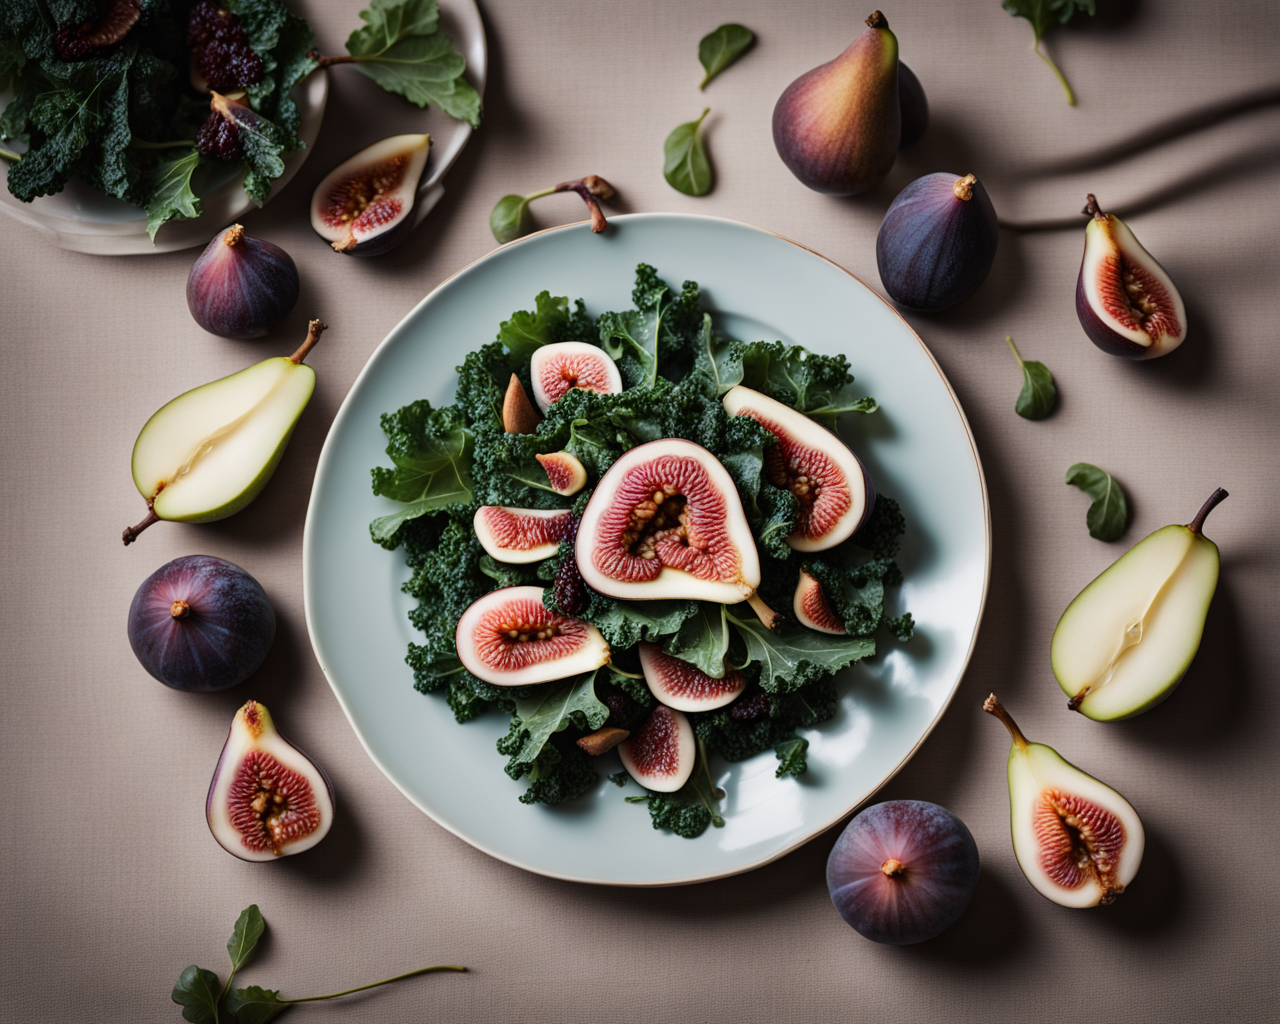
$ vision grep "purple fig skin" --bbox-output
[827,800,980,944]
[127,555,275,692]
[1075,272,1149,358]
[186,224,299,338]
[772,12,900,196]
[876,173,999,311]
[898,63,928,149]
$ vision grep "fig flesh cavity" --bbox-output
[827,800,979,944]
[772,11,900,196]
[984,695,1144,907]
[128,555,275,691]
[877,173,999,311]
[618,704,696,793]
[529,341,623,413]
[473,506,572,564]
[1076,195,1186,359]
[576,438,760,603]
[186,224,299,339]
[310,134,430,256]
[536,451,588,496]
[722,386,873,551]
[207,700,334,861]
[638,642,745,712]
[455,586,609,686]
[794,567,846,634]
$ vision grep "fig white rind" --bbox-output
[576,438,760,603]
[529,341,622,413]
[618,704,696,793]
[473,506,571,564]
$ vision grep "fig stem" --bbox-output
[953,174,977,201]
[554,175,616,234]
[307,51,359,67]
[122,507,159,546]
[1187,488,1229,536]
[1033,38,1076,106]
[223,223,245,247]
[608,665,644,680]
[289,320,327,364]
[279,964,468,1003]
[747,593,781,631]
[1082,193,1106,220]
[982,693,1030,750]
[170,600,190,619]
[881,857,905,877]
[866,11,888,30]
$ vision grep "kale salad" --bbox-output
[369,264,912,839]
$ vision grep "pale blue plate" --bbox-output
[303,214,990,886]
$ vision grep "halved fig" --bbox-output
[536,450,587,496]
[575,438,760,603]
[310,134,431,256]
[206,701,335,862]
[638,642,745,712]
[618,704,696,793]
[529,341,623,413]
[455,586,609,686]
[54,0,141,60]
[474,506,571,564]
[1076,194,1186,359]
[723,386,874,552]
[794,567,846,634]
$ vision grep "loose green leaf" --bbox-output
[729,613,875,692]
[774,734,809,779]
[1065,462,1129,541]
[490,193,532,244]
[225,985,287,1024]
[697,24,754,89]
[345,0,482,127]
[172,965,222,1024]
[1001,0,1096,105]
[663,602,730,678]
[370,402,474,546]
[510,672,609,767]
[1006,335,1056,420]
[663,108,713,197]
[226,905,266,977]
[144,149,202,240]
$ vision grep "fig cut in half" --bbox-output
[794,567,846,634]
[207,701,334,862]
[455,586,609,686]
[723,386,873,552]
[473,506,572,564]
[638,642,746,712]
[984,695,1144,907]
[310,134,430,256]
[618,704,696,792]
[536,451,588,496]
[576,438,760,603]
[1076,195,1186,359]
[529,342,623,413]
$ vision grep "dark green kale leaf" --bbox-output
[574,594,699,650]
[370,401,474,547]
[727,612,874,693]
[688,314,744,396]
[695,679,838,763]
[662,602,731,678]
[774,734,809,779]
[498,290,570,364]
[627,738,724,838]
[227,0,317,149]
[736,340,878,427]
[514,732,598,805]
[144,149,203,239]
[599,264,703,388]
[505,671,608,772]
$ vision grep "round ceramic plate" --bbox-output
[0,0,485,255]
[303,214,990,887]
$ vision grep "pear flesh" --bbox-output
[985,695,1144,908]
[1052,489,1227,720]
[124,321,325,544]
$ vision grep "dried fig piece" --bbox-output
[502,374,542,434]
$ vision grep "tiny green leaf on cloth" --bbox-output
[697,24,755,89]
[172,965,222,1024]
[226,905,266,976]
[1005,335,1057,420]
[663,108,713,196]
[1001,0,1096,105]
[490,193,533,244]
[225,985,288,1024]
[1066,462,1130,541]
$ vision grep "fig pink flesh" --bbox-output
[639,642,745,711]
[227,749,322,856]
[620,705,694,791]
[536,451,586,495]
[470,593,592,674]
[759,415,851,542]
[477,506,570,551]
[795,569,846,634]
[1094,249,1180,344]
[532,343,620,410]
[1034,788,1126,890]
[318,158,409,236]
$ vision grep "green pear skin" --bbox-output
[1051,489,1228,720]
[123,321,325,545]
[771,10,901,196]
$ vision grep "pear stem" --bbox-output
[880,857,905,878]
[1188,488,1229,536]
[290,320,327,364]
[982,693,1030,750]
[1082,194,1106,220]
[866,10,887,29]
[122,508,159,546]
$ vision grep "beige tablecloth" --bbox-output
[3,1,1278,1020]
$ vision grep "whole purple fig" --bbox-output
[186,223,299,338]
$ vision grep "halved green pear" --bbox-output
[984,695,1144,908]
[1051,489,1227,720]
[123,320,325,545]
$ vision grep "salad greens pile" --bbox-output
[0,0,479,238]
[370,264,913,839]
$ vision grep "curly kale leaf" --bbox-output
[512,732,598,805]
[370,401,474,547]
[498,290,571,365]
[505,671,608,772]
[774,735,809,779]
[695,679,838,763]
[144,149,203,240]
[599,264,702,388]
[688,314,744,396]
[573,594,699,650]
[627,739,724,838]
[736,340,878,427]
[227,0,317,149]
[727,612,874,692]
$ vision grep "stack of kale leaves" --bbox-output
[370,265,913,839]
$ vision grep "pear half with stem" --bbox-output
[123,320,326,545]
[1052,488,1227,720]
[984,695,1144,908]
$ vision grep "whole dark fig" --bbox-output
[876,172,999,311]
[186,223,299,338]
[127,555,275,691]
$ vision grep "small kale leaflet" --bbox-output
[774,734,809,779]
[1002,0,1096,105]
[1006,335,1056,420]
[370,402,474,546]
